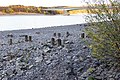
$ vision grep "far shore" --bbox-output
[0,11,89,16]
[0,23,89,32]
[0,12,53,16]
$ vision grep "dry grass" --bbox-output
[69,9,88,14]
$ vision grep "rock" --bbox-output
[64,41,69,44]
[58,46,63,50]
[74,59,79,62]
[109,75,113,78]
[6,68,14,76]
[35,32,40,34]
[35,57,43,63]
[83,46,87,49]
[66,56,72,59]
[87,55,91,58]
[43,47,51,53]
[80,72,88,78]
[67,49,73,53]
[2,77,7,80]
[16,70,24,76]
[79,56,84,62]
[115,73,120,79]
[93,61,100,68]
[66,32,70,37]
[29,65,34,69]
[95,76,102,80]
[78,67,84,72]
[109,78,115,80]
[46,60,51,65]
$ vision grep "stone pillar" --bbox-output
[81,33,85,38]
[53,33,56,37]
[56,39,62,46]
[66,32,70,37]
[25,35,28,42]
[58,33,61,38]
[9,39,12,45]
[51,38,55,46]
[29,36,32,42]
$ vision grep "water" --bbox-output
[0,14,87,31]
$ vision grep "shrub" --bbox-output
[85,0,120,63]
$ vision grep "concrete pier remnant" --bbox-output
[81,33,85,38]
[25,35,28,42]
[29,36,32,42]
[58,33,61,38]
[53,33,56,37]
[66,31,70,37]
[51,38,55,46]
[9,39,12,45]
[56,39,62,46]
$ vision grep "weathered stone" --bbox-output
[109,78,115,80]
[2,77,7,80]
[115,73,120,79]
[58,33,61,38]
[7,34,13,37]
[6,68,14,76]
[25,35,28,42]
[29,36,32,42]
[66,56,72,59]
[87,55,91,58]
[51,38,55,46]
[43,47,51,53]
[35,57,43,63]
[74,59,79,62]
[81,33,85,38]
[46,60,51,65]
[64,41,69,44]
[9,39,12,45]
[83,46,87,49]
[35,32,40,34]
[79,56,84,62]
[56,39,62,46]
[66,32,70,37]
[29,65,34,69]
[95,76,102,80]
[80,72,88,78]
[78,67,84,72]
[53,33,56,37]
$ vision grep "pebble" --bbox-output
[0,25,119,80]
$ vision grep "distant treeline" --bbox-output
[0,5,62,15]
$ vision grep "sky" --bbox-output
[0,0,113,7]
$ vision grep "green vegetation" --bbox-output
[85,0,120,64]
[87,68,95,73]
[88,76,95,80]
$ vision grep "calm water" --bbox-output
[0,14,87,31]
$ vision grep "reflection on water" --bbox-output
[0,14,87,31]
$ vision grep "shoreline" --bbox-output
[0,12,89,16]
[0,23,88,32]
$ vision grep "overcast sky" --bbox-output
[0,0,116,7]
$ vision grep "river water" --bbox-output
[0,14,87,31]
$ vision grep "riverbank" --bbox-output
[0,12,43,16]
[0,24,120,80]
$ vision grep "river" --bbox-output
[0,14,87,31]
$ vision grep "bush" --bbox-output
[85,0,120,63]
[5,8,14,13]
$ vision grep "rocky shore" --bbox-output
[0,24,120,80]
